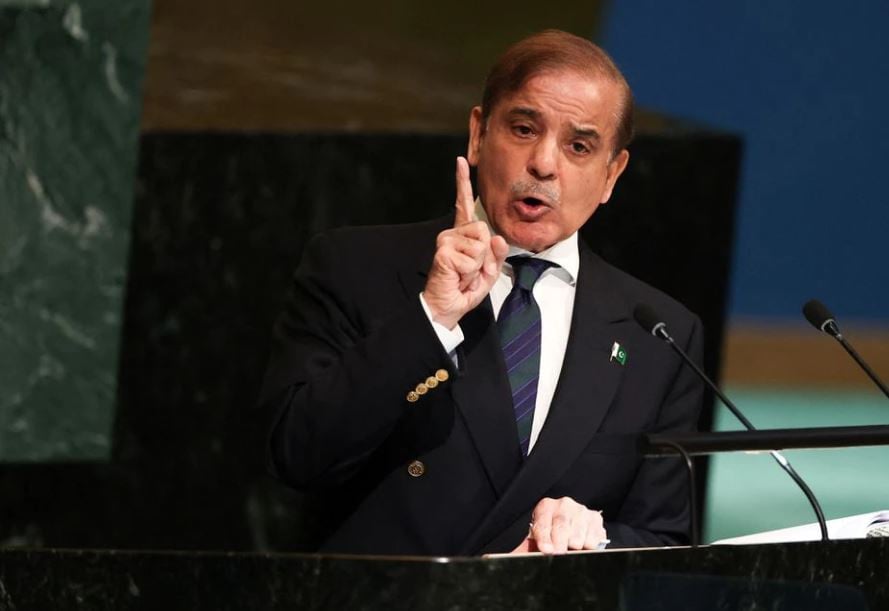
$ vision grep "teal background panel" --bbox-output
[704,388,889,542]
[0,0,151,460]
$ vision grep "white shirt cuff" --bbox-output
[419,293,465,355]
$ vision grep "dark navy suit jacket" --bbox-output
[261,215,703,555]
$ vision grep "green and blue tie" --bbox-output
[497,256,557,456]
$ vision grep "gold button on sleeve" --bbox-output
[435,369,449,382]
[415,383,429,395]
[407,460,425,477]
[425,376,439,389]
[406,391,419,403]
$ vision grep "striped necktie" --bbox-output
[497,256,557,456]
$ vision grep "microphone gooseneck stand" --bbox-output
[634,305,829,542]
[803,299,889,400]
[658,439,698,547]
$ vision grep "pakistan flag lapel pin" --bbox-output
[610,342,627,366]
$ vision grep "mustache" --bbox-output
[509,181,560,204]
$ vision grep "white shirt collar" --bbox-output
[474,198,579,285]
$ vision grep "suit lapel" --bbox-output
[461,245,631,553]
[526,247,630,470]
[450,302,523,496]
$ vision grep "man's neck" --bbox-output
[474,198,579,282]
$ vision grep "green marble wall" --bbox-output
[0,0,150,460]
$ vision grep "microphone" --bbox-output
[802,299,889,400]
[633,304,829,542]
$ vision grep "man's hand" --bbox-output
[423,157,508,330]
[512,497,607,555]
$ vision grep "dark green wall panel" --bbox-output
[0,0,151,460]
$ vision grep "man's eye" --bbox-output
[513,125,534,137]
[571,142,590,154]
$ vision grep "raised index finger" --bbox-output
[454,156,476,227]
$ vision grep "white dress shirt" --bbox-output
[420,201,578,452]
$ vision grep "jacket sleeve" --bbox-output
[260,231,456,490]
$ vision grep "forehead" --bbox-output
[494,69,622,131]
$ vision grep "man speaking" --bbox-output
[260,30,703,556]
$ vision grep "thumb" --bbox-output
[482,234,509,278]
[491,235,508,266]
[511,537,538,554]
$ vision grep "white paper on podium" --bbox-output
[712,510,889,545]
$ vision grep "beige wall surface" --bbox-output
[142,0,603,132]
[722,323,889,389]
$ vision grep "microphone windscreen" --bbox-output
[633,304,662,335]
[802,299,835,331]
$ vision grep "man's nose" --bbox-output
[527,137,558,180]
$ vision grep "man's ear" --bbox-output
[599,149,630,204]
[467,106,484,166]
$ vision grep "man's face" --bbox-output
[467,69,629,253]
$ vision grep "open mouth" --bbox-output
[522,197,545,207]
[513,197,551,220]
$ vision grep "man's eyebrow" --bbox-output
[506,107,540,119]
[572,126,601,142]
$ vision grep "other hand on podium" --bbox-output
[511,496,608,555]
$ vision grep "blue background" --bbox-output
[602,1,889,322]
